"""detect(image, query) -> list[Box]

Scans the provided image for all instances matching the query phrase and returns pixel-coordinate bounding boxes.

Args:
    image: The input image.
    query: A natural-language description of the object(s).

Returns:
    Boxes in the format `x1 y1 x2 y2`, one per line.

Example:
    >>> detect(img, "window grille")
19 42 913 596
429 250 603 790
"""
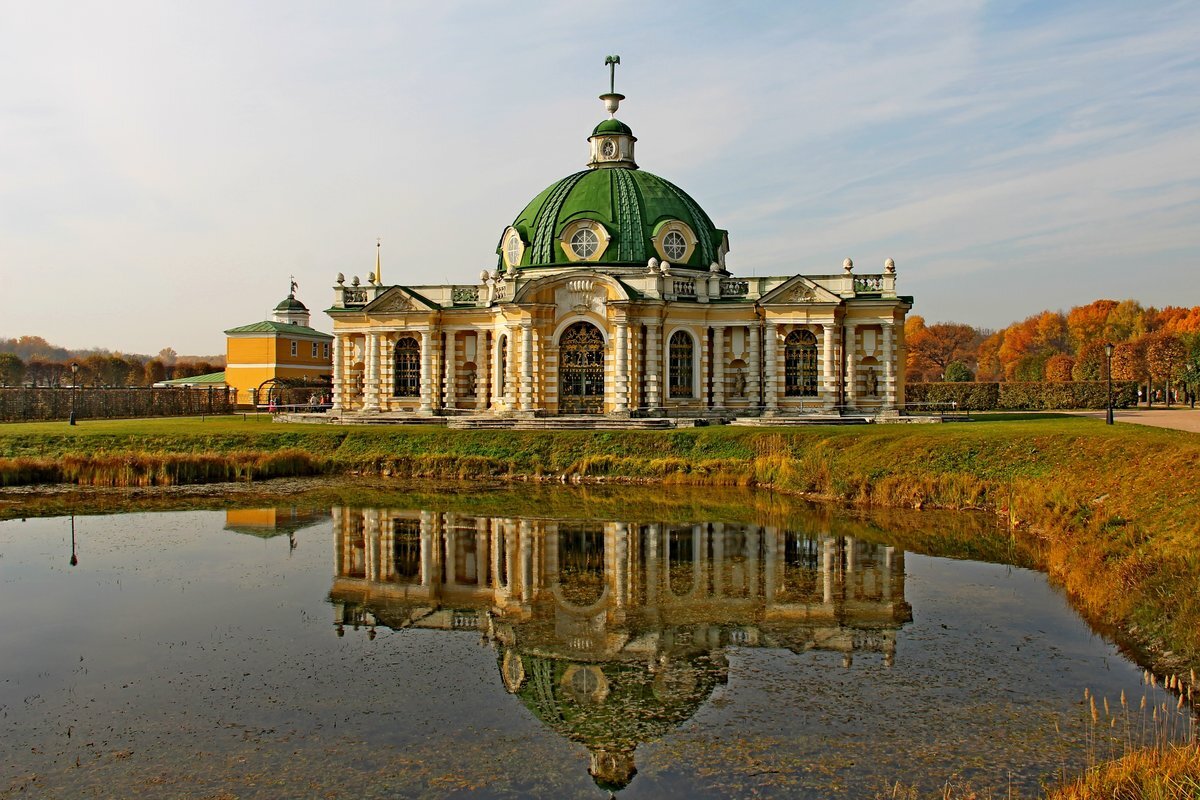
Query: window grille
784 329 819 397
669 331 694 398
393 336 420 397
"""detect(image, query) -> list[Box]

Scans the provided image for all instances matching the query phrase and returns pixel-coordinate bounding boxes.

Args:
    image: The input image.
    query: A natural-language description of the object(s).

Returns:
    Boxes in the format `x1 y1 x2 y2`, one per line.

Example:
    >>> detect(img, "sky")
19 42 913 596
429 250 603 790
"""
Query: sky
1 0 1198 355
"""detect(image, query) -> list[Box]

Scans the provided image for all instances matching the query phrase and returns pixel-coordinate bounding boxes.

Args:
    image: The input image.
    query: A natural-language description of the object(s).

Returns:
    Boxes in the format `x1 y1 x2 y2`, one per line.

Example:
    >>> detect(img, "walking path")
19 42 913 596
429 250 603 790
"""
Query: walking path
1067 408 1200 433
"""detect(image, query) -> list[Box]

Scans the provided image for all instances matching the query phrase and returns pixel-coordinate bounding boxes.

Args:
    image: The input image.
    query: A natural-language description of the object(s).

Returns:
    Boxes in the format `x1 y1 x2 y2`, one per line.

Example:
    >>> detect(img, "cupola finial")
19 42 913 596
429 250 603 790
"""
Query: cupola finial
600 54 623 117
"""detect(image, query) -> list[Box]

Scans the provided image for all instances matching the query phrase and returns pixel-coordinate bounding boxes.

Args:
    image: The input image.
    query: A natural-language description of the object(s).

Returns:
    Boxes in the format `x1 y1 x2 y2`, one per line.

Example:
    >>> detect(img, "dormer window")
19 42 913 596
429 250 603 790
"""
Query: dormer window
663 231 687 261
503 228 524 268
651 220 698 265
570 228 599 259
559 219 611 262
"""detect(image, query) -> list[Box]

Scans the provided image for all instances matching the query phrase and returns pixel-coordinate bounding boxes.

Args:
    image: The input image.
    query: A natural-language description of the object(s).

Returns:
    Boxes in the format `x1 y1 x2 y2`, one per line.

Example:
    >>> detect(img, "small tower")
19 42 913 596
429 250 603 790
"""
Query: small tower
273 277 311 327
587 55 637 169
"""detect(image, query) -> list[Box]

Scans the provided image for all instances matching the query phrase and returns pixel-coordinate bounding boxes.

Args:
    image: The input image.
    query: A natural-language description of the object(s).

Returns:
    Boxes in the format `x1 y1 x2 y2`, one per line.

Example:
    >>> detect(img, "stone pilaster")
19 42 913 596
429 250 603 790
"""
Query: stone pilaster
615 320 629 413
711 325 725 409
845 323 858 409
748 322 761 410
823 323 836 409
882 322 895 409
477 331 491 412
519 323 533 412
419 329 433 414
331 334 344 412
362 333 380 412
443 331 457 411
645 322 661 410
764 324 779 414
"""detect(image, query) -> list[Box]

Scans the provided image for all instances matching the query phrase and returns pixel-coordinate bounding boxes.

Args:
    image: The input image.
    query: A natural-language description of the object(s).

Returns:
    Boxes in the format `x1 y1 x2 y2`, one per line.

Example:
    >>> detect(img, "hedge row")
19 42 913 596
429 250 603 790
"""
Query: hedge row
0 387 236 422
906 381 1138 411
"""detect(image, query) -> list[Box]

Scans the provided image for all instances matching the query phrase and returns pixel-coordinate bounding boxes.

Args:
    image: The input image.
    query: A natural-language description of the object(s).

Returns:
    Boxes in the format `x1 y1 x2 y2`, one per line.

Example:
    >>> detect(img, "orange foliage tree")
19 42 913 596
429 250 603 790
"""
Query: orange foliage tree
1044 354 1075 382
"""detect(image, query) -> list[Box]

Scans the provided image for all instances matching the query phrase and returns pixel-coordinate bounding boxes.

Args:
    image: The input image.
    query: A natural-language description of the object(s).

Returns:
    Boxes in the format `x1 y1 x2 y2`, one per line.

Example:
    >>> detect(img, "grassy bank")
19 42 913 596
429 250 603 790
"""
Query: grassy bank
2 415 1198 678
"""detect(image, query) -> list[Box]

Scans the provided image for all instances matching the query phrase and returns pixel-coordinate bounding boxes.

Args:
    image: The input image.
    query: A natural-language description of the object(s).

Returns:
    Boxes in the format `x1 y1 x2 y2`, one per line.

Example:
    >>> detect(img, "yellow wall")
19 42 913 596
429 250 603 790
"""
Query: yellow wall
226 333 331 406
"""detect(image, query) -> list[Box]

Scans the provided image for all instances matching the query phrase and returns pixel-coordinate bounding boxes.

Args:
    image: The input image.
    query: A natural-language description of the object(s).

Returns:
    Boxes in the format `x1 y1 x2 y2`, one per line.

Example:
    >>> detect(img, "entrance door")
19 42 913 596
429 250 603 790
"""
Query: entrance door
559 322 605 414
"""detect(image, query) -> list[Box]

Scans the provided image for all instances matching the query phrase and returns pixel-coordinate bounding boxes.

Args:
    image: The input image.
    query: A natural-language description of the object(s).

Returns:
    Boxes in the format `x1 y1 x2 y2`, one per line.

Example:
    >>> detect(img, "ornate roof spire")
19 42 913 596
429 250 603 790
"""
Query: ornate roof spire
600 54 624 117
375 237 382 285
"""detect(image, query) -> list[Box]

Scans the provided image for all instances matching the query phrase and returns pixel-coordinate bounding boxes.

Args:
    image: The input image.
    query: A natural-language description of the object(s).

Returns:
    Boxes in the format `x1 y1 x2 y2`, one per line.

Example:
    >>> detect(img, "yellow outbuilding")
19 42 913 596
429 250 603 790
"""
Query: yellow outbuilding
224 285 333 407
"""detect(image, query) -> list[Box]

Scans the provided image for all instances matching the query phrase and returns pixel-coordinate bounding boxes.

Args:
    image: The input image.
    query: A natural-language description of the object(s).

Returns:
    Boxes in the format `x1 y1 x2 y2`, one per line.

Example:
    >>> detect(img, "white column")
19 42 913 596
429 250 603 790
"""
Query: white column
764 324 779 414
419 329 433 413
882 322 895 409
748 323 761 411
712 325 725 409
331 334 344 412
443 331 457 411
615 320 629 413
823 323 836 408
519 322 533 411
845 323 858 408
363 333 380 412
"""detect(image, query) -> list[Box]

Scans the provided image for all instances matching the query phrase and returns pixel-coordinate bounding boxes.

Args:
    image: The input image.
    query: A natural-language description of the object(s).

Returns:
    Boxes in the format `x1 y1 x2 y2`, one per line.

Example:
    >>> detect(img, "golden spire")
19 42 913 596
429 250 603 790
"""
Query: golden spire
376 237 382 284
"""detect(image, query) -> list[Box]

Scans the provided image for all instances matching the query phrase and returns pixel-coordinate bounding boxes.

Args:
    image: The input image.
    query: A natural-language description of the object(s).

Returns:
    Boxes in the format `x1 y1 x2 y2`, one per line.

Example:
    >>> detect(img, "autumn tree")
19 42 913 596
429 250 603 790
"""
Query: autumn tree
144 359 167 385
1066 300 1118 350
1072 340 1109 381
1044 354 1075 382
1145 334 1187 406
1111 341 1146 384
0 353 25 385
907 321 980 380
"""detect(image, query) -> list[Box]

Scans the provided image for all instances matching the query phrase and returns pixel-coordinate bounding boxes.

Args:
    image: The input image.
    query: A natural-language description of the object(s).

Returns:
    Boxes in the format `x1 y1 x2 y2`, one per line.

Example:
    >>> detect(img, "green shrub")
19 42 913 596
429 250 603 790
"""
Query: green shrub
907 381 1137 411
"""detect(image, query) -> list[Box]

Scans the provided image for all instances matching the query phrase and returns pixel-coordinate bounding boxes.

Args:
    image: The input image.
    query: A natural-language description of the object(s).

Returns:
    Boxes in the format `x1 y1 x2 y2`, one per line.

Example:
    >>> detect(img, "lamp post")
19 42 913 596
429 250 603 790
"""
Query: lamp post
69 362 79 426
1104 342 1114 425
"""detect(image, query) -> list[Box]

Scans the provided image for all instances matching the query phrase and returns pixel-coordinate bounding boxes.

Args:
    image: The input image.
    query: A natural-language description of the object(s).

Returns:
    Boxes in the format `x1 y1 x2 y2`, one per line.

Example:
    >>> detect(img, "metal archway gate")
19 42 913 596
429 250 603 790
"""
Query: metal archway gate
558 321 605 414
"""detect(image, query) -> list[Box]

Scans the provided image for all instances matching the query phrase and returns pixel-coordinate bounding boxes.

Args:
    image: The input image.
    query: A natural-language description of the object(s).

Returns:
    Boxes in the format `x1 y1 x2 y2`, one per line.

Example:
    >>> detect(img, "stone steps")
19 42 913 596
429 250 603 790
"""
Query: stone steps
447 416 675 431
729 416 871 426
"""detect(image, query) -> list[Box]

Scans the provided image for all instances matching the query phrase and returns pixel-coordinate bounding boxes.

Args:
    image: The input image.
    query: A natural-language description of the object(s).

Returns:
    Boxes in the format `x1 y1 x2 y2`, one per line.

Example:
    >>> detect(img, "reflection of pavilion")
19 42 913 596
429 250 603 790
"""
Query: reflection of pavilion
224 507 330 539
330 508 911 791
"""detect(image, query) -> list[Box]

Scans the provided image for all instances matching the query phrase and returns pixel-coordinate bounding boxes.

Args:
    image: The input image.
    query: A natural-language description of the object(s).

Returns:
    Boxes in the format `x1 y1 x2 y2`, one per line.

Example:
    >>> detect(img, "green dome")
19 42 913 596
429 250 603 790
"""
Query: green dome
275 295 307 312
501 167 728 270
591 118 633 137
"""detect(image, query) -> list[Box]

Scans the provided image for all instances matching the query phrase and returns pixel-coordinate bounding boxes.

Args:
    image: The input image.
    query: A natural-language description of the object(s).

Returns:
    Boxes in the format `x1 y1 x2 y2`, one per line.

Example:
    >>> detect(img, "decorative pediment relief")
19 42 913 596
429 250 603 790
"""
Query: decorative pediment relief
364 287 434 314
760 275 841 306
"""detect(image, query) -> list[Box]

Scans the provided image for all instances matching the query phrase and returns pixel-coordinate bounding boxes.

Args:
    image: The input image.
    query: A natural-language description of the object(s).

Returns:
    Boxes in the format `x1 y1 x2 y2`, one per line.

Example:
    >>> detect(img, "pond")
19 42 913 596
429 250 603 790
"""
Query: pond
0 484 1192 798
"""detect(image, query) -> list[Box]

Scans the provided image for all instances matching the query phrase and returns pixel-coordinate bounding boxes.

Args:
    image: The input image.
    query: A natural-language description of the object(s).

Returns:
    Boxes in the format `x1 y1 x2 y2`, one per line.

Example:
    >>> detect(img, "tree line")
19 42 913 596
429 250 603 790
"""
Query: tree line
906 299 1200 402
0 344 224 388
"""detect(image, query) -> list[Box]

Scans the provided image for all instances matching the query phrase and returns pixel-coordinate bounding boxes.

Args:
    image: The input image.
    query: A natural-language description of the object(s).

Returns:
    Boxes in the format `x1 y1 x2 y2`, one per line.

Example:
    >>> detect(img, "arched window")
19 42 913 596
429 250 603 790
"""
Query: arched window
784 330 818 397
669 331 694 398
394 336 420 397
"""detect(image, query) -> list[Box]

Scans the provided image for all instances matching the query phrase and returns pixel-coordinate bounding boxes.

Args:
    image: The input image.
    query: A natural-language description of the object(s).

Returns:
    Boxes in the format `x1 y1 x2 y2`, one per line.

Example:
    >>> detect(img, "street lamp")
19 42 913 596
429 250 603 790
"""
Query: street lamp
1104 342 1115 425
69 362 79 426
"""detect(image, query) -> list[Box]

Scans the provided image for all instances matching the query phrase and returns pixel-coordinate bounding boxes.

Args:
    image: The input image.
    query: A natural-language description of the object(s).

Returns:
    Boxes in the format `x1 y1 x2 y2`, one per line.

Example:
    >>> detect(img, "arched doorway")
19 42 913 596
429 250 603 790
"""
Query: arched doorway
559 321 605 414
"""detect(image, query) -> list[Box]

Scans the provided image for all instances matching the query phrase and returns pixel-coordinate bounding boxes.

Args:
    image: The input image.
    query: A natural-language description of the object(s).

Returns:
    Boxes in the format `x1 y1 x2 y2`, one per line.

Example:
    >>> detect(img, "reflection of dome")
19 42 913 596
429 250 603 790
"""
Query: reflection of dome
506 652 727 791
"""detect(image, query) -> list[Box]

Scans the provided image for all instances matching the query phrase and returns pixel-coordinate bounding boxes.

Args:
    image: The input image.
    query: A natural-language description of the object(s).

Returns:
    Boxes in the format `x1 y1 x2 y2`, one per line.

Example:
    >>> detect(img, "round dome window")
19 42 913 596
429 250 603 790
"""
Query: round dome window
663 230 687 261
569 228 600 259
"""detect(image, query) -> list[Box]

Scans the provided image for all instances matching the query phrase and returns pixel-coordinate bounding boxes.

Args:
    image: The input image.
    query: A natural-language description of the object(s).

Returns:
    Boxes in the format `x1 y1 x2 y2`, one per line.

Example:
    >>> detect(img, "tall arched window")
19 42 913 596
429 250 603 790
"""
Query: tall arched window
394 336 420 397
669 331 694 398
784 330 818 397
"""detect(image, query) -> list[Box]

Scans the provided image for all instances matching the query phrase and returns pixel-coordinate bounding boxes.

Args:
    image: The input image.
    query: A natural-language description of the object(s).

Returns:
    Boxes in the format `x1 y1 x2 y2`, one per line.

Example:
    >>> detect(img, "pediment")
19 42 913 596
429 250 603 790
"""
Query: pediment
759 275 842 305
363 287 437 314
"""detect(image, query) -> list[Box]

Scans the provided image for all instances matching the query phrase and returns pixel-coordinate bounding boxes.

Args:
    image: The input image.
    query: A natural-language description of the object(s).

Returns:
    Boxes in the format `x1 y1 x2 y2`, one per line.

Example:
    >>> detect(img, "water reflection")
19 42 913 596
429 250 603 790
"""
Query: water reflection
330 508 911 790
